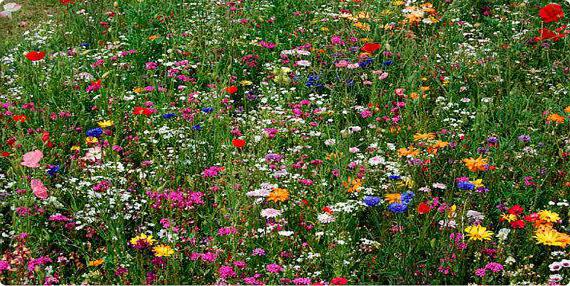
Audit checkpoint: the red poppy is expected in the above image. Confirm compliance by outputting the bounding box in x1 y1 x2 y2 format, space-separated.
225 86 238 94
417 202 430 214
322 206 333 214
25 51 46 61
361 43 381 53
133 107 153 116
1 151 10 157
60 0 75 4
330 277 348 285
539 3 564 23
12 115 27 122
231 138 246 148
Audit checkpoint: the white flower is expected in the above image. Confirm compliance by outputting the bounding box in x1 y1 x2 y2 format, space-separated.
296 60 311 67
349 147 359 153
260 208 282 218
317 213 335 224
0 2 21 18
496 228 510 241
432 183 446 189
549 262 562 272
278 230 294 237
324 139 336 146
368 156 385 166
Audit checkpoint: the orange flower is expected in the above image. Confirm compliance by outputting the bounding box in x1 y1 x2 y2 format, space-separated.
342 177 362 193
413 132 436 141
463 156 488 172
547 113 565 124
267 188 289 203
398 146 420 157
88 258 104 267
384 193 401 204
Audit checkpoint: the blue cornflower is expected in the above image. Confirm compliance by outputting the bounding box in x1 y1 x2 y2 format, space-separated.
400 191 415 205
388 203 408 213
192 125 202 131
201 107 214 113
358 58 373 68
388 175 401 180
47 165 60 177
306 74 323 88
382 60 394 66
86 128 103 137
162 113 176 119
363 196 380 207
457 181 475 190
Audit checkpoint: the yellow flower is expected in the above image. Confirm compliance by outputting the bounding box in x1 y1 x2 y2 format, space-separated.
267 188 289 203
86 136 99 144
413 132 436 141
501 213 517 222
538 210 560 223
153 244 174 257
130 233 156 247
70 145 81 151
88 258 104 267
534 227 570 248
240 80 253 86
133 87 144 94
465 225 493 241
447 204 457 218
384 193 401 204
463 156 488 172
471 179 484 188
97 120 114 128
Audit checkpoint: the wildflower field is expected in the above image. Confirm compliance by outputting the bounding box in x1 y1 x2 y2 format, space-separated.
1 0 570 284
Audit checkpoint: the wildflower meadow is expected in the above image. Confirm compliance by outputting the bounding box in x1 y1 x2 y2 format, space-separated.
1 0 570 284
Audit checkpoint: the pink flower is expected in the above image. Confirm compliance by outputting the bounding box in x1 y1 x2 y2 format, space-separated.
21 150 43 168
31 179 48 200
266 263 283 273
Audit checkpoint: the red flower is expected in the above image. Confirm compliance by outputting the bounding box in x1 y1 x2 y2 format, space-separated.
539 3 564 23
417 202 430 214
25 51 46 61
361 43 381 53
1 151 10 157
524 213 539 222
60 0 75 4
330 277 348 285
322 206 333 214
508 204 524 215
12 115 27 122
225 86 238 94
536 27 568 42
133 107 153 116
510 220 525 229
231 138 246 148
